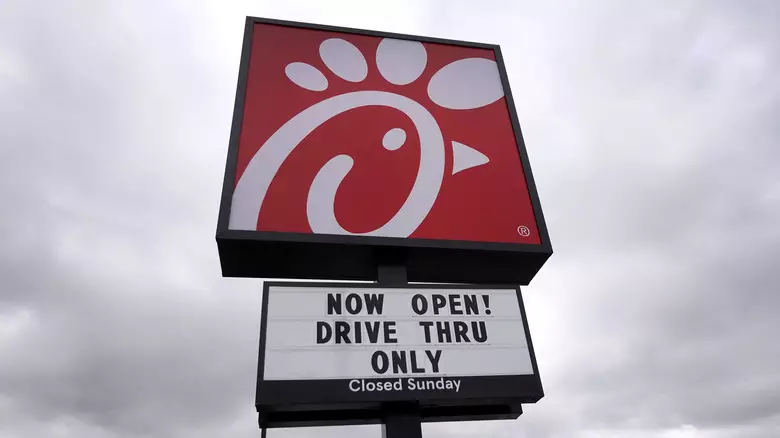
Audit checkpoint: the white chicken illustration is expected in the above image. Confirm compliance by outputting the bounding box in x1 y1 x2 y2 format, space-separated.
229 37 505 238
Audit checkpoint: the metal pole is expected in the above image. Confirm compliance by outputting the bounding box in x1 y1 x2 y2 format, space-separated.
377 265 407 285
382 402 423 438
377 264 423 438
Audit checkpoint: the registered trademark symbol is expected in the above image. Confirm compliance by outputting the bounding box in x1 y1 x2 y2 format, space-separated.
517 225 531 237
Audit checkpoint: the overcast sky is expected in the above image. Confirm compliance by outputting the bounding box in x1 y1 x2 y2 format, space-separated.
2 1 780 437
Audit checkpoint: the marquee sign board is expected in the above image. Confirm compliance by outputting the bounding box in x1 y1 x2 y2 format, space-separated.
216 17 552 285
256 282 543 427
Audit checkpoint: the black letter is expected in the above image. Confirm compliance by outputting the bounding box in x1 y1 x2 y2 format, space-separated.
449 294 463 315
384 321 398 343
419 321 434 343
335 321 351 344
354 321 362 344
316 322 332 344
472 321 488 343
391 350 408 374
365 321 380 343
345 293 362 314
411 294 427 315
464 294 479 315
432 294 446 315
327 294 341 315
372 351 389 374
425 350 442 373
436 321 452 343
453 321 470 343
410 351 425 373
364 294 384 315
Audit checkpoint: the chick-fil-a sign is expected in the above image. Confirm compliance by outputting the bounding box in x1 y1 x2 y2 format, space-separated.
217 18 551 285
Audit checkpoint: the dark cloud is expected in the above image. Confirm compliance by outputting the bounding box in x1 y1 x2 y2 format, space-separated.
1 1 779 438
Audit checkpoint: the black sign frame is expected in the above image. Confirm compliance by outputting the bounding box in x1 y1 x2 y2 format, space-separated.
215 16 553 286
256 281 543 428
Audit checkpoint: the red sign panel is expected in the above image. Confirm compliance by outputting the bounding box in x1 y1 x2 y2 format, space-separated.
217 17 551 284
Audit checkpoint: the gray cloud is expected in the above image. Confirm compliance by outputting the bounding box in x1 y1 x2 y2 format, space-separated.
1 1 779 438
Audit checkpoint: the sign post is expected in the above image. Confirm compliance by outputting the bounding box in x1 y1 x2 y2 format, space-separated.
383 401 422 438
217 15 553 436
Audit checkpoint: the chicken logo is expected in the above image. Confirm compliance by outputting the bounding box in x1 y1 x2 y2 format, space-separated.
229 24 540 245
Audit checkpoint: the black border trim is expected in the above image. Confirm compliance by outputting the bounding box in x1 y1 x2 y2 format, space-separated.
256 281 543 427
216 17 254 234
494 46 552 250
216 17 553 285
